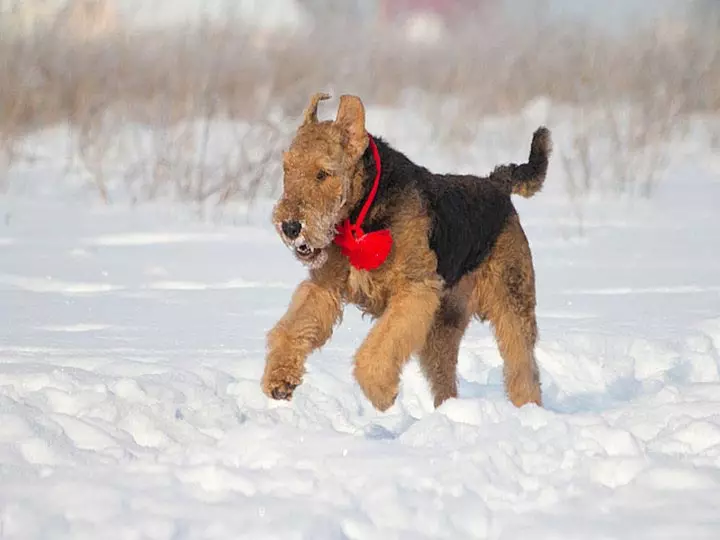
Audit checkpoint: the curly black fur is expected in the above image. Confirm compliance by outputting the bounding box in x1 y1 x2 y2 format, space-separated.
349 128 551 288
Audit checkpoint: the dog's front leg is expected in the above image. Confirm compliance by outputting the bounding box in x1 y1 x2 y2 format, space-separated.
354 281 440 411
262 279 342 401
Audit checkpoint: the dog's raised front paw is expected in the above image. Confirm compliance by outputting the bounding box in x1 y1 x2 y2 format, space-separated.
270 381 298 400
262 369 302 401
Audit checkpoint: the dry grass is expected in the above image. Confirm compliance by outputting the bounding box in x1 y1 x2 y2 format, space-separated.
0 3 718 205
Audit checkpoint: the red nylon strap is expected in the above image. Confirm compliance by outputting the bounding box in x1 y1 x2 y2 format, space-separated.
332 134 392 271
352 134 381 233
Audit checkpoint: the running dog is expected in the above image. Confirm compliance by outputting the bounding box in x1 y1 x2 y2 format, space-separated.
262 93 551 411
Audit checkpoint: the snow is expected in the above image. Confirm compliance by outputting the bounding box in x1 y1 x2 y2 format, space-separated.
1 104 720 539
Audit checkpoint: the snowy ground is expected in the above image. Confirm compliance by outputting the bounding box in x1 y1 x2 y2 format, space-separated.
1 106 720 539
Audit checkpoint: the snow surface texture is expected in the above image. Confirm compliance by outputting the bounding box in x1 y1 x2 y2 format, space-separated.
2 104 720 539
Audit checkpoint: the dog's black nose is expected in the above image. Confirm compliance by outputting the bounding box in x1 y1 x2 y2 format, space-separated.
281 220 302 240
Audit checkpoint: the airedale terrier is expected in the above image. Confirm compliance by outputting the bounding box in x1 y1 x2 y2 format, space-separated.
262 93 552 412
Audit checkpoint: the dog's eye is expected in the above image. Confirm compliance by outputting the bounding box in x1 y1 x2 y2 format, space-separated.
316 169 329 181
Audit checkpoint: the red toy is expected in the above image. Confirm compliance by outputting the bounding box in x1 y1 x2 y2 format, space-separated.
333 135 393 271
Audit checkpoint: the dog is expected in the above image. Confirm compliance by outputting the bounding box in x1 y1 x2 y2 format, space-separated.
261 92 551 412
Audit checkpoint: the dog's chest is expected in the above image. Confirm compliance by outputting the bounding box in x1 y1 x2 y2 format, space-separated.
345 267 389 317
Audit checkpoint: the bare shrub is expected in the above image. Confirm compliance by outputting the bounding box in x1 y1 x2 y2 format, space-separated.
0 3 717 207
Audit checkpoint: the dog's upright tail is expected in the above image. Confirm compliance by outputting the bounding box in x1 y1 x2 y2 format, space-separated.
492 126 552 198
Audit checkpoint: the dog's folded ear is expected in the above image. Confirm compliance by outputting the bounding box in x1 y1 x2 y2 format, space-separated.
301 92 331 127
336 95 369 161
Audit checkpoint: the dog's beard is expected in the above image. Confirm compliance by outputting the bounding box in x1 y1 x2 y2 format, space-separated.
275 213 337 269
275 191 348 269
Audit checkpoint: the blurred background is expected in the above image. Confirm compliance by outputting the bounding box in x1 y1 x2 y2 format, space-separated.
1 0 719 214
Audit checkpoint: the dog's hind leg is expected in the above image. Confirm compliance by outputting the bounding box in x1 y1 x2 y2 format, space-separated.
473 214 542 407
418 282 472 408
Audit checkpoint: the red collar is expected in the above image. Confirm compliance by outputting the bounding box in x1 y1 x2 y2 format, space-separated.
333 135 393 271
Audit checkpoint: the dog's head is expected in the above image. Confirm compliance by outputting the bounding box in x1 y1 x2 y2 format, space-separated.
272 93 369 268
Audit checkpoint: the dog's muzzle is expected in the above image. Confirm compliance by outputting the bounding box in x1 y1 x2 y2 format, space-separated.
294 241 322 262
276 222 326 267
281 220 302 240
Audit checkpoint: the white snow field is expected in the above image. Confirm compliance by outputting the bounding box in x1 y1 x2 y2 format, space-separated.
1 104 720 539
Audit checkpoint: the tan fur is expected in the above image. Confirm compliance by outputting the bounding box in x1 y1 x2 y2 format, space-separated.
263 93 544 411
470 214 542 406
261 278 343 399
418 278 474 407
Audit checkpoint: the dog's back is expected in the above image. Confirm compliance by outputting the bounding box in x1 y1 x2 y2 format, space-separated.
363 127 552 289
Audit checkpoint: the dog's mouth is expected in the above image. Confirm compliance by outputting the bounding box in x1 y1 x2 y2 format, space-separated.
274 217 335 268
294 242 322 262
